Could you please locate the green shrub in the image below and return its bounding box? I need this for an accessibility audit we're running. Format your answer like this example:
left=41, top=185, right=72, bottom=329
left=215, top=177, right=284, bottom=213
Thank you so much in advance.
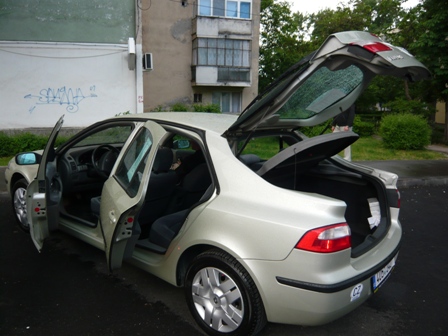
left=353, top=115, right=375, bottom=136
left=149, top=105, right=166, bottom=112
left=380, top=113, right=431, bottom=150
left=170, top=103, right=189, bottom=112
left=192, top=103, right=221, bottom=113
left=384, top=98, right=434, bottom=118
left=0, top=132, right=16, bottom=157
left=13, top=133, right=49, bottom=153
left=0, top=132, right=70, bottom=157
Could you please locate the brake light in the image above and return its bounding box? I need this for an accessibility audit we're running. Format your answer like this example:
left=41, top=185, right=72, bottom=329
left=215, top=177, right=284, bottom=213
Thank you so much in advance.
left=362, top=42, right=392, bottom=53
left=296, top=223, right=351, bottom=253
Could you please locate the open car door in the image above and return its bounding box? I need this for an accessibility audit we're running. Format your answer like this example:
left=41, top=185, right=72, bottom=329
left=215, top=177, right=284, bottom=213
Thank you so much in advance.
left=26, top=115, right=64, bottom=251
left=99, top=121, right=167, bottom=271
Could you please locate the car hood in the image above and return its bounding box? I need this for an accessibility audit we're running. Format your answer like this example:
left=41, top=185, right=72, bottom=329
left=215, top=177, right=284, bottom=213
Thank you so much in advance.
left=225, top=31, right=431, bottom=135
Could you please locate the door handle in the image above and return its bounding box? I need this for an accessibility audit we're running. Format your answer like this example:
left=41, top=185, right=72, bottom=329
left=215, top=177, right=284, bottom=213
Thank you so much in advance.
left=108, top=210, right=116, bottom=224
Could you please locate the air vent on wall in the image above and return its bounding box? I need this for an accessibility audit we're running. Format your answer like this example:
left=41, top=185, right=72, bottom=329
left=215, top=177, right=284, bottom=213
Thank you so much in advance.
left=143, top=53, right=153, bottom=71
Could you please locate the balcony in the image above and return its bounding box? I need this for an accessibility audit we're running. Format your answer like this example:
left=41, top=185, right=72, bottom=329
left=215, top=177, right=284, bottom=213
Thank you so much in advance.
left=192, top=66, right=251, bottom=87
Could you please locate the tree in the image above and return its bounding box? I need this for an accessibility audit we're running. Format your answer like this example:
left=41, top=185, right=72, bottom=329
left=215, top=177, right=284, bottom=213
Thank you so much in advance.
left=410, top=0, right=448, bottom=141
left=259, top=0, right=309, bottom=91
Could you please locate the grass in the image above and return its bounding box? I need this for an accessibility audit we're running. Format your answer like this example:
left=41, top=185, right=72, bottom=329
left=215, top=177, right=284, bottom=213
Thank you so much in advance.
left=1, top=136, right=446, bottom=166
left=0, top=157, right=12, bottom=166
left=242, top=135, right=447, bottom=161
left=351, top=136, right=447, bottom=161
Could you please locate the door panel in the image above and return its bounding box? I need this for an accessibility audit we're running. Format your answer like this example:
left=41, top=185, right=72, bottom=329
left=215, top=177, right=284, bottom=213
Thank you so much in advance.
left=99, top=121, right=167, bottom=270
left=27, top=116, right=64, bottom=251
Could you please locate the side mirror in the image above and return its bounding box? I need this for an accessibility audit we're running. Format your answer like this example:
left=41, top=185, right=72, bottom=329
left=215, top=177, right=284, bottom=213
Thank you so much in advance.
left=15, top=152, right=41, bottom=165
left=173, top=139, right=190, bottom=149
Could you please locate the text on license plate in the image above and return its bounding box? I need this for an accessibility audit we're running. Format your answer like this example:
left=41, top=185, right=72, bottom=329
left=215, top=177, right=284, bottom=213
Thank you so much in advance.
left=371, top=254, right=397, bottom=292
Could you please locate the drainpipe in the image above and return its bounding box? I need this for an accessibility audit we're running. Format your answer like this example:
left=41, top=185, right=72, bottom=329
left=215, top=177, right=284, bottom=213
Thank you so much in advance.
left=135, top=0, right=144, bottom=113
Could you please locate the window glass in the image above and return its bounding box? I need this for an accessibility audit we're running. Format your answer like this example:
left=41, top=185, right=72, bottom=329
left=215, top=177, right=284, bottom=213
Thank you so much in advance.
left=240, top=2, right=251, bottom=18
left=227, top=1, right=238, bottom=17
left=74, top=125, right=133, bottom=147
left=212, top=92, right=242, bottom=113
left=212, top=92, right=220, bottom=106
left=225, top=48, right=233, bottom=66
left=241, top=136, right=292, bottom=160
left=213, top=0, right=225, bottom=16
left=199, top=0, right=211, bottom=15
left=232, top=92, right=241, bottom=112
left=277, top=65, right=363, bottom=119
left=242, top=50, right=250, bottom=66
left=115, top=128, right=153, bottom=197
left=217, top=47, right=225, bottom=65
left=198, top=47, right=207, bottom=64
left=221, top=92, right=230, bottom=112
left=198, top=0, right=252, bottom=19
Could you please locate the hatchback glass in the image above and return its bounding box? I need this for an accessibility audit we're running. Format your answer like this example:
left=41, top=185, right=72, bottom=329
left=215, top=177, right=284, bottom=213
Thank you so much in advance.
left=277, top=65, right=364, bottom=120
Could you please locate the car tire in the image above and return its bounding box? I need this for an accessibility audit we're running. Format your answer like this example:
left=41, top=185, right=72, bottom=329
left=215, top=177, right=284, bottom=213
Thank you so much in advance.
left=185, top=249, right=267, bottom=336
left=11, top=178, right=30, bottom=233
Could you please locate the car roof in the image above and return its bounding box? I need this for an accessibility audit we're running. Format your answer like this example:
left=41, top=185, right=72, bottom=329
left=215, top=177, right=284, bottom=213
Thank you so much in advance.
left=119, top=112, right=238, bottom=135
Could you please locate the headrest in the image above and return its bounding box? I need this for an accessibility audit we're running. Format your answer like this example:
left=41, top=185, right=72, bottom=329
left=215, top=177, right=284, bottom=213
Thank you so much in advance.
left=153, top=147, right=173, bottom=173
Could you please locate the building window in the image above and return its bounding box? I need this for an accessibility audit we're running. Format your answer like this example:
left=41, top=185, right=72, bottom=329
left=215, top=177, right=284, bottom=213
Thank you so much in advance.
left=192, top=38, right=251, bottom=82
left=212, top=92, right=242, bottom=113
left=198, top=0, right=251, bottom=19
left=194, top=93, right=203, bottom=103
left=193, top=38, right=250, bottom=67
left=218, top=67, right=250, bottom=82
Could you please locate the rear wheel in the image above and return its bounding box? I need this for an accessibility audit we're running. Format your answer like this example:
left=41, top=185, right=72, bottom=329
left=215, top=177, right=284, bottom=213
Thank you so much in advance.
left=185, top=249, right=267, bottom=335
left=11, top=178, right=29, bottom=233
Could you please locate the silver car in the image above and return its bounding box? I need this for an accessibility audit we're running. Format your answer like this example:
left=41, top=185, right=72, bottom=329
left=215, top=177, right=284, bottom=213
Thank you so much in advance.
left=5, top=31, right=430, bottom=335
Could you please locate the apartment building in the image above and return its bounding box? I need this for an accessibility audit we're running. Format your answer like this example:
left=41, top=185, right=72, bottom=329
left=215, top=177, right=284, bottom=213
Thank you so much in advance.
left=141, top=0, right=261, bottom=113
left=0, top=1, right=260, bottom=130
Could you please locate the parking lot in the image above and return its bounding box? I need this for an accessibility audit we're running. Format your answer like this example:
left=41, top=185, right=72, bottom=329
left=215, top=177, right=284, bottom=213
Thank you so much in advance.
left=1, top=185, right=447, bottom=335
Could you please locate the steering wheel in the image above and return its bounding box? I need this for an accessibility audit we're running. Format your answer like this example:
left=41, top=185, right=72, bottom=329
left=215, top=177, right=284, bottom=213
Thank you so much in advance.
left=91, top=145, right=120, bottom=178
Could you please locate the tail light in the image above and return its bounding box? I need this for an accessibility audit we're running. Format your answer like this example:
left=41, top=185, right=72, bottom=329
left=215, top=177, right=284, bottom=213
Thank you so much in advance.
left=296, top=223, right=351, bottom=253
left=361, top=42, right=392, bottom=53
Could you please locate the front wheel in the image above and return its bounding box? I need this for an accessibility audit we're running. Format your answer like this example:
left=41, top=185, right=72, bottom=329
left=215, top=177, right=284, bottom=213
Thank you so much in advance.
left=11, top=178, right=30, bottom=233
left=184, top=249, right=267, bottom=336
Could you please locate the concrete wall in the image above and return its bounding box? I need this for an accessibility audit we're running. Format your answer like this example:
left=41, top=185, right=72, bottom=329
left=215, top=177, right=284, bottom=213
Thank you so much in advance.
left=0, top=0, right=134, bottom=43
left=142, top=0, right=260, bottom=112
left=0, top=0, right=139, bottom=131
left=0, top=42, right=137, bottom=129
left=142, top=0, right=195, bottom=110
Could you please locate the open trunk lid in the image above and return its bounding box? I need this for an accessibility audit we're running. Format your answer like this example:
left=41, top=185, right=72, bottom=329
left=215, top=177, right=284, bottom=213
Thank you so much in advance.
left=225, top=31, right=431, bottom=135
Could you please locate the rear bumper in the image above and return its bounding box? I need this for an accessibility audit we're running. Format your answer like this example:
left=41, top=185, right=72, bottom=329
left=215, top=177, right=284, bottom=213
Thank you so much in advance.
left=242, top=218, right=402, bottom=326
left=276, top=242, right=400, bottom=293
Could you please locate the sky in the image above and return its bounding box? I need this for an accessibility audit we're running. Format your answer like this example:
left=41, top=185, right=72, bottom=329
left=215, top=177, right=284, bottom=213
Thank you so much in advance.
left=287, top=0, right=421, bottom=14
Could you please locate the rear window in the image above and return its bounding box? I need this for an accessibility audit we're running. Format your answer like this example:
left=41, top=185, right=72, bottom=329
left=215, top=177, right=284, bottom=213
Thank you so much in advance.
left=277, top=65, right=363, bottom=120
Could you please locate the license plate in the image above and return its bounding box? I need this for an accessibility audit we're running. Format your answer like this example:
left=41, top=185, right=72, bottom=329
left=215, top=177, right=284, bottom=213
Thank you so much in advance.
left=371, top=255, right=397, bottom=292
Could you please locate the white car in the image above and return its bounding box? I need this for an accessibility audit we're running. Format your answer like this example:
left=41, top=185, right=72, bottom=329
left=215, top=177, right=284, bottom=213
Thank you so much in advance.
left=5, top=31, right=430, bottom=335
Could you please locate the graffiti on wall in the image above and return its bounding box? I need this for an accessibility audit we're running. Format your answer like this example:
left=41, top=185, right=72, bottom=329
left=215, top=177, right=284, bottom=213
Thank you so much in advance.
left=24, top=86, right=98, bottom=113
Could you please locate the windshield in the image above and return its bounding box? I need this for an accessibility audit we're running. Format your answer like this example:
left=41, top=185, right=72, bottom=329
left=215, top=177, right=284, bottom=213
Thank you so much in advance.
left=277, top=65, right=363, bottom=120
